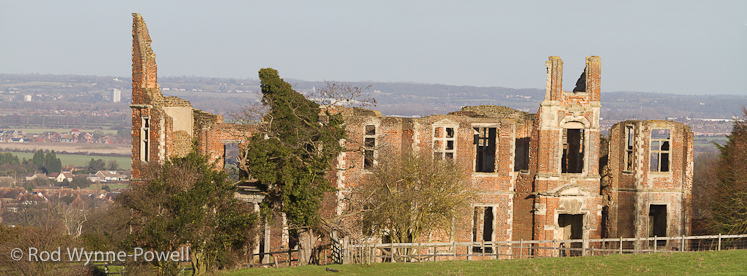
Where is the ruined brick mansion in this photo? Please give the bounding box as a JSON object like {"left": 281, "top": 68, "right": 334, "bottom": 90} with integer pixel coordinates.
{"left": 130, "top": 14, "right": 693, "bottom": 258}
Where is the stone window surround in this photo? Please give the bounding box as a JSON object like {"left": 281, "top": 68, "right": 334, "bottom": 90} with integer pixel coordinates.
{"left": 623, "top": 124, "right": 635, "bottom": 174}
{"left": 363, "top": 124, "right": 377, "bottom": 170}
{"left": 140, "top": 116, "right": 151, "bottom": 163}
{"left": 650, "top": 128, "right": 672, "bottom": 173}
{"left": 433, "top": 124, "right": 457, "bottom": 160}
{"left": 472, "top": 123, "right": 500, "bottom": 175}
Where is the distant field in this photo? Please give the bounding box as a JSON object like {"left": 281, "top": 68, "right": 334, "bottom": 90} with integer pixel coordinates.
{"left": 695, "top": 136, "right": 728, "bottom": 148}
{"left": 0, "top": 142, "right": 130, "bottom": 156}
{"left": 8, "top": 152, "right": 131, "bottom": 170}
{"left": 15, "top": 128, "right": 118, "bottom": 135}
{"left": 89, "top": 183, "right": 129, "bottom": 191}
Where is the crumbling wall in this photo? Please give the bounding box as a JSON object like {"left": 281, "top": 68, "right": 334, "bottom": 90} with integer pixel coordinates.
{"left": 532, "top": 57, "right": 604, "bottom": 254}
{"left": 607, "top": 120, "right": 694, "bottom": 243}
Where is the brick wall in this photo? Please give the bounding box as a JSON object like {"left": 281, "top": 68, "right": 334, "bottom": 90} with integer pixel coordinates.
{"left": 128, "top": 21, "right": 695, "bottom": 259}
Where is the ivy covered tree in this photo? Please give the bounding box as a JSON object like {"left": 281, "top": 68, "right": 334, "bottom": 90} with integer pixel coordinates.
{"left": 119, "top": 146, "right": 257, "bottom": 275}
{"left": 241, "top": 68, "right": 346, "bottom": 264}
{"left": 710, "top": 107, "right": 747, "bottom": 234}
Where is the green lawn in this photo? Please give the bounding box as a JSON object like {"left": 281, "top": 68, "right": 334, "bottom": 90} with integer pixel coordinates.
{"left": 10, "top": 152, "right": 131, "bottom": 170}
{"left": 222, "top": 250, "right": 747, "bottom": 276}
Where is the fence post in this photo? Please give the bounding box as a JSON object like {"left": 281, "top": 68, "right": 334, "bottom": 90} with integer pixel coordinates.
{"left": 418, "top": 242, "right": 422, "bottom": 262}
{"left": 288, "top": 249, "right": 291, "bottom": 267}
{"left": 619, "top": 237, "right": 623, "bottom": 255}
{"left": 583, "top": 237, "right": 588, "bottom": 256}
{"left": 481, "top": 240, "right": 485, "bottom": 259}
{"left": 681, "top": 236, "right": 685, "bottom": 252}
{"left": 391, "top": 242, "right": 395, "bottom": 263}
{"left": 553, "top": 240, "right": 557, "bottom": 257}
{"left": 654, "top": 236, "right": 657, "bottom": 253}
{"left": 453, "top": 240, "right": 457, "bottom": 260}
{"left": 433, "top": 246, "right": 436, "bottom": 262}
{"left": 718, "top": 233, "right": 722, "bottom": 251}
{"left": 519, "top": 239, "right": 523, "bottom": 259}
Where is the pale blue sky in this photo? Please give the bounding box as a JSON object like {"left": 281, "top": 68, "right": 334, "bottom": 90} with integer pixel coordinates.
{"left": 1, "top": 1, "right": 746, "bottom": 95}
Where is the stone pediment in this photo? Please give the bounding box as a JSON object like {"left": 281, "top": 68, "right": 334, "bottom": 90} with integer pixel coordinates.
{"left": 555, "top": 185, "right": 591, "bottom": 197}
{"left": 433, "top": 118, "right": 458, "bottom": 126}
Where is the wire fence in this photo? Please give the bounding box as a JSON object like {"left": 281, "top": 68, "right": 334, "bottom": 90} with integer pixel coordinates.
{"left": 339, "top": 234, "right": 747, "bottom": 264}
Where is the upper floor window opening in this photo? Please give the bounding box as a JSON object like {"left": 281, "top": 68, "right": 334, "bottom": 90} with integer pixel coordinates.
{"left": 433, "top": 126, "right": 456, "bottom": 160}
{"left": 562, "top": 128, "right": 584, "bottom": 173}
{"left": 650, "top": 129, "right": 670, "bottom": 172}
{"left": 364, "top": 125, "right": 376, "bottom": 170}
{"left": 474, "top": 127, "right": 496, "bottom": 173}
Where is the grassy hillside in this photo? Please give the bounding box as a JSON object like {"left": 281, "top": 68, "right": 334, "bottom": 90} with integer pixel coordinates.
{"left": 223, "top": 250, "right": 747, "bottom": 276}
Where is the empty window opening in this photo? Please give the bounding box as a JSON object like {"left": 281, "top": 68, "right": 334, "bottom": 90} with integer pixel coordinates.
{"left": 474, "top": 127, "right": 496, "bottom": 172}
{"left": 558, "top": 214, "right": 583, "bottom": 256}
{"left": 572, "top": 68, "right": 586, "bottom": 93}
{"left": 365, "top": 125, "right": 375, "bottom": 136}
{"left": 224, "top": 142, "right": 240, "bottom": 180}
{"left": 624, "top": 126, "right": 634, "bottom": 172}
{"left": 472, "top": 206, "right": 494, "bottom": 253}
{"left": 433, "top": 126, "right": 456, "bottom": 160}
{"left": 650, "top": 129, "right": 670, "bottom": 172}
{"left": 364, "top": 125, "right": 376, "bottom": 169}
{"left": 514, "top": 137, "right": 530, "bottom": 172}
{"left": 649, "top": 205, "right": 667, "bottom": 247}
{"left": 562, "top": 129, "right": 585, "bottom": 173}
{"left": 140, "top": 117, "right": 150, "bottom": 162}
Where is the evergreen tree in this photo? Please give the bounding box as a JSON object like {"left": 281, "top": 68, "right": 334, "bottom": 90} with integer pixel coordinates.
{"left": 243, "top": 68, "right": 346, "bottom": 263}
{"left": 0, "top": 152, "right": 19, "bottom": 165}
{"left": 710, "top": 108, "right": 747, "bottom": 234}
{"left": 44, "top": 151, "right": 62, "bottom": 173}
{"left": 31, "top": 150, "right": 44, "bottom": 169}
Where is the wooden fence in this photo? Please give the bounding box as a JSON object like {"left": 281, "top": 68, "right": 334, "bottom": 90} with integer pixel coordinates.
{"left": 339, "top": 234, "right": 747, "bottom": 264}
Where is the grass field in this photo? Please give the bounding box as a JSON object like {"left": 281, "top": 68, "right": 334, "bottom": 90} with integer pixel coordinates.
{"left": 694, "top": 136, "right": 728, "bottom": 148}
{"left": 8, "top": 152, "right": 131, "bottom": 170}
{"left": 222, "top": 250, "right": 747, "bottom": 276}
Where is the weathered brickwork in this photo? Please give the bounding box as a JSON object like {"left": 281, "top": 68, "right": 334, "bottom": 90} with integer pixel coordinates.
{"left": 129, "top": 15, "right": 693, "bottom": 261}
{"left": 605, "top": 120, "right": 693, "bottom": 250}
{"left": 333, "top": 56, "right": 692, "bottom": 257}
{"left": 130, "top": 14, "right": 254, "bottom": 181}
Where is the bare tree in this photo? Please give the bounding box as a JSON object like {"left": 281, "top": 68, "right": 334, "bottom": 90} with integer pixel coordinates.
{"left": 347, "top": 150, "right": 473, "bottom": 261}
{"left": 57, "top": 202, "right": 88, "bottom": 239}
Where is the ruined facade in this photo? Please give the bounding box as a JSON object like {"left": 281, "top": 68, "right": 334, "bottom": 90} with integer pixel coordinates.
{"left": 130, "top": 13, "right": 252, "bottom": 180}
{"left": 335, "top": 56, "right": 693, "bottom": 256}
{"left": 604, "top": 120, "right": 693, "bottom": 244}
{"left": 130, "top": 13, "right": 693, "bottom": 261}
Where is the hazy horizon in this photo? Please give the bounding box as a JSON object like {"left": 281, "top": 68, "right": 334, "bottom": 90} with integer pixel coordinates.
{"left": 1, "top": 1, "right": 746, "bottom": 95}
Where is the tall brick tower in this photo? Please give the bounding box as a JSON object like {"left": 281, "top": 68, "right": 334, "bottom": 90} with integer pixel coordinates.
{"left": 532, "top": 56, "right": 603, "bottom": 255}
{"left": 130, "top": 13, "right": 165, "bottom": 181}
{"left": 130, "top": 13, "right": 195, "bottom": 180}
